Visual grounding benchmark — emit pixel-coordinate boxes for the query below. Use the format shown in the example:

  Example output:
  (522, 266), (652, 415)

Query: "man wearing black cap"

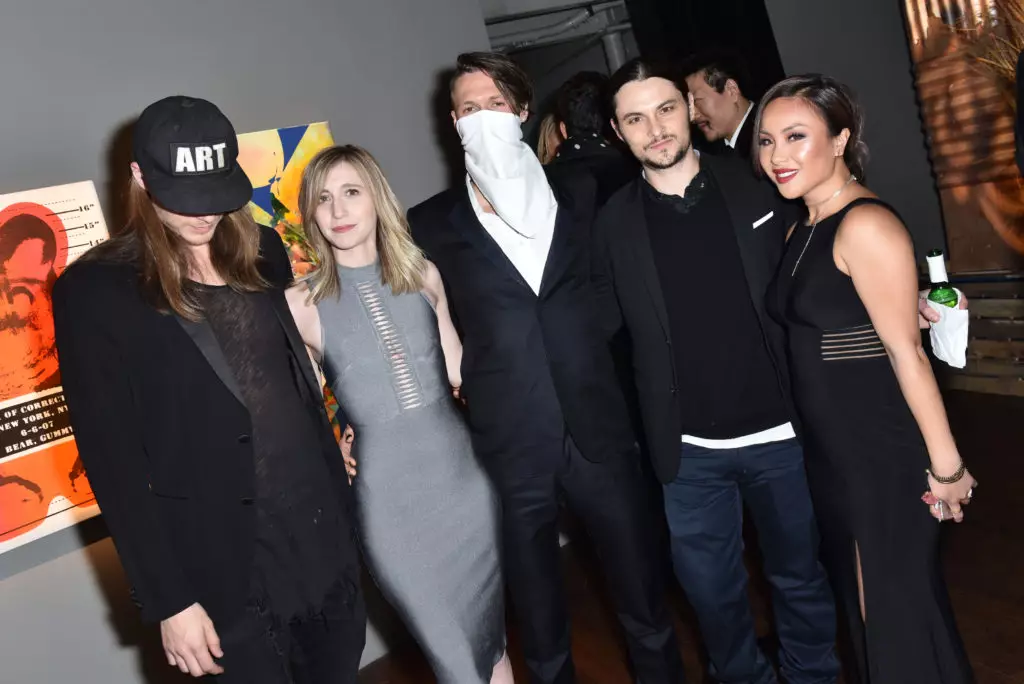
(52, 96), (365, 683)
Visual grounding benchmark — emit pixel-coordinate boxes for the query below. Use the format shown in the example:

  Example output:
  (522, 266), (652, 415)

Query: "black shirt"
(642, 167), (788, 439)
(197, 284), (356, 620)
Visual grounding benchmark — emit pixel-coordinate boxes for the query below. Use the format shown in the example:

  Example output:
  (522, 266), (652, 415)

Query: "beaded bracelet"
(927, 460), (966, 485)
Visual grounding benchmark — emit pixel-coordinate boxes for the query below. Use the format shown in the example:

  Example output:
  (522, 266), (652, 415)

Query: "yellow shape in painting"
(248, 203), (274, 227)
(237, 130), (285, 191)
(275, 123), (335, 225)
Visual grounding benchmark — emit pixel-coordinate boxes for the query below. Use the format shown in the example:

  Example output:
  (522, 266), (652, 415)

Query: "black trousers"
(210, 581), (366, 684)
(494, 433), (684, 684)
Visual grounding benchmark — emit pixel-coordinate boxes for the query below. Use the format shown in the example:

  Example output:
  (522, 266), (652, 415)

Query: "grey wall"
(0, 0), (488, 681)
(0, 0), (488, 213)
(763, 0), (944, 255)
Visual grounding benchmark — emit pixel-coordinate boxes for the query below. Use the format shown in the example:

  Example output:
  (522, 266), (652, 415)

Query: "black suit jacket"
(730, 110), (756, 161)
(698, 112), (756, 161)
(592, 155), (796, 484)
(52, 226), (353, 626)
(546, 141), (641, 207)
(408, 174), (636, 477)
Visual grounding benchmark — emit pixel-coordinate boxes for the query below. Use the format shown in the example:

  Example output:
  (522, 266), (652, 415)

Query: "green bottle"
(926, 248), (958, 308)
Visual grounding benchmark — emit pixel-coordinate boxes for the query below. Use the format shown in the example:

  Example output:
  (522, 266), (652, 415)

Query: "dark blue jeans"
(663, 438), (839, 684)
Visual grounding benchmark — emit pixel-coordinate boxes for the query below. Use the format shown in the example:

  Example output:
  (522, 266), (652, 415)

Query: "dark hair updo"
(752, 74), (869, 181)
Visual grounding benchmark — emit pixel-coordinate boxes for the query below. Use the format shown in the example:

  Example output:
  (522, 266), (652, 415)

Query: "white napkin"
(926, 289), (969, 369)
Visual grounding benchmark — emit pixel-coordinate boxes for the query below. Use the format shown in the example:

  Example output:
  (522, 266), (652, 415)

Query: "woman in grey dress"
(285, 145), (513, 684)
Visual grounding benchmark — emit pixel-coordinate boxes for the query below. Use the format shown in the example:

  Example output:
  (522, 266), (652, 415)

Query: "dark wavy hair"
(752, 73), (869, 181)
(607, 58), (688, 121)
(555, 71), (608, 138)
(682, 49), (753, 100)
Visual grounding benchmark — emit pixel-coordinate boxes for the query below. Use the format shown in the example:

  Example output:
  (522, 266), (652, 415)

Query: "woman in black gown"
(754, 74), (976, 683)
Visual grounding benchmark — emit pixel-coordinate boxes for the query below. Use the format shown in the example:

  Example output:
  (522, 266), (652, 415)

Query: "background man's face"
(685, 71), (740, 142)
(0, 235), (58, 399)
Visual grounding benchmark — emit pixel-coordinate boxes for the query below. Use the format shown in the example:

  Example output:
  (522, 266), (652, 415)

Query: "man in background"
(548, 71), (639, 206)
(684, 52), (757, 159)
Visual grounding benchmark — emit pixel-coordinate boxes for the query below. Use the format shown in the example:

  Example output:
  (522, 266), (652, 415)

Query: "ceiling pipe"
(491, 8), (596, 50)
(601, 30), (627, 71)
(485, 0), (626, 26)
(489, 1), (627, 50)
(493, 21), (632, 53)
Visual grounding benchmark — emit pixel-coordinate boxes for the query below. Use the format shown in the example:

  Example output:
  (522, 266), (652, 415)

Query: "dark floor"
(360, 390), (1024, 684)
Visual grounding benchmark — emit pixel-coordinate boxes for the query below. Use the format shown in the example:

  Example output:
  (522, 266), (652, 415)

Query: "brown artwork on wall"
(903, 0), (1024, 274)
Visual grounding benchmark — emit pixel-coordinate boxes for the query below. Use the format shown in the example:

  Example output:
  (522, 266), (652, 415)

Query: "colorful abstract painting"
(236, 122), (345, 437)
(237, 121), (334, 277)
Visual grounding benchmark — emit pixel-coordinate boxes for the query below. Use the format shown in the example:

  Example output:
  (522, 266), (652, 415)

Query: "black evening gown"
(766, 197), (973, 684)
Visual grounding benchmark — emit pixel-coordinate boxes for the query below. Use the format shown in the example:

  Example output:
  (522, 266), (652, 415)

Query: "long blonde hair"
(299, 145), (425, 302)
(79, 180), (265, 320)
(537, 112), (563, 164)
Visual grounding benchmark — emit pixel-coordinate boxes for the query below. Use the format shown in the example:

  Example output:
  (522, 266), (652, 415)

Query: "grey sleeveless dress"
(318, 262), (505, 683)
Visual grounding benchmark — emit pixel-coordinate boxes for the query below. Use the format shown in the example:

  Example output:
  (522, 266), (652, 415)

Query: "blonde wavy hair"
(299, 145), (425, 302)
(537, 112), (563, 164)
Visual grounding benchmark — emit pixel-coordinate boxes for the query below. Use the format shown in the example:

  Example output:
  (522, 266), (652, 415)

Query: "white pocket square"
(752, 211), (774, 229)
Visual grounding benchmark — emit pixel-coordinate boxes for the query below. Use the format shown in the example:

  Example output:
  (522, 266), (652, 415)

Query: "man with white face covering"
(409, 52), (684, 684)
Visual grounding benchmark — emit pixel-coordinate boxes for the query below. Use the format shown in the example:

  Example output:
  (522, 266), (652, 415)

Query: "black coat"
(546, 137), (641, 207)
(52, 226), (353, 626)
(592, 155), (797, 484)
(408, 175), (636, 477)
(696, 112), (756, 161)
(730, 111), (756, 161)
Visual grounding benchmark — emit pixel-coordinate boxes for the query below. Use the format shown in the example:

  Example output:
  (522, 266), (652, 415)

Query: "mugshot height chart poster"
(0, 181), (108, 554)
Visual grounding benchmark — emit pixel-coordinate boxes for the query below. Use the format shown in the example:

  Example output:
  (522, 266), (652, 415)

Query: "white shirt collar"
(466, 174), (488, 217)
(725, 102), (755, 149)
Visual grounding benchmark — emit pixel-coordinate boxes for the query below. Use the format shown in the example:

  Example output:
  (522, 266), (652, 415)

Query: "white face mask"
(457, 110), (556, 238)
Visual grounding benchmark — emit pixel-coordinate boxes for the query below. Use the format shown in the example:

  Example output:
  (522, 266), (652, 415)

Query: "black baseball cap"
(132, 96), (252, 216)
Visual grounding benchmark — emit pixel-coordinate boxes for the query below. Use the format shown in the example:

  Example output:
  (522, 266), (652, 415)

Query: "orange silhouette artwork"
(0, 203), (67, 401)
(0, 200), (96, 547)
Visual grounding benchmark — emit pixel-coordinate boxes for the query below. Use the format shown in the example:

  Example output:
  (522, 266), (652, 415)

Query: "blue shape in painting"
(279, 125), (309, 173)
(251, 185), (274, 217)
(245, 124), (309, 218)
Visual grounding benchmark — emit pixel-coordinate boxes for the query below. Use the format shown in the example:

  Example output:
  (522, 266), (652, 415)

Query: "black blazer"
(731, 110), (756, 161)
(698, 111), (756, 161)
(408, 174), (636, 477)
(592, 155), (796, 484)
(546, 143), (641, 207)
(52, 226), (352, 626)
